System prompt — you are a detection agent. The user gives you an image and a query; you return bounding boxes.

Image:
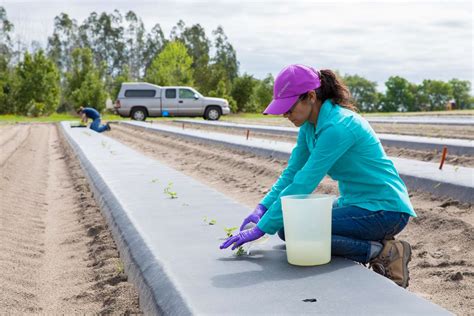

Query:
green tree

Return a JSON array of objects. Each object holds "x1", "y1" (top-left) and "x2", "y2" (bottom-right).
[
  {"x1": 248, "y1": 74, "x2": 274, "y2": 113},
  {"x1": 178, "y1": 22, "x2": 211, "y2": 94},
  {"x1": 65, "y1": 47, "x2": 108, "y2": 112},
  {"x1": 211, "y1": 26, "x2": 239, "y2": 83},
  {"x1": 231, "y1": 74, "x2": 257, "y2": 112},
  {"x1": 143, "y1": 23, "x2": 166, "y2": 73},
  {"x1": 111, "y1": 65, "x2": 131, "y2": 100},
  {"x1": 448, "y1": 79, "x2": 471, "y2": 109},
  {"x1": 469, "y1": 96, "x2": 474, "y2": 109},
  {"x1": 200, "y1": 63, "x2": 231, "y2": 98},
  {"x1": 78, "y1": 10, "x2": 125, "y2": 79},
  {"x1": 0, "y1": 59, "x2": 13, "y2": 114},
  {"x1": 70, "y1": 71, "x2": 108, "y2": 112},
  {"x1": 383, "y1": 76, "x2": 417, "y2": 112},
  {"x1": 0, "y1": 6, "x2": 14, "y2": 114},
  {"x1": 0, "y1": 70, "x2": 16, "y2": 114},
  {"x1": 124, "y1": 11, "x2": 146, "y2": 79},
  {"x1": 0, "y1": 6, "x2": 14, "y2": 61},
  {"x1": 47, "y1": 13, "x2": 80, "y2": 73},
  {"x1": 343, "y1": 74, "x2": 379, "y2": 112},
  {"x1": 169, "y1": 20, "x2": 186, "y2": 40},
  {"x1": 417, "y1": 79, "x2": 452, "y2": 111},
  {"x1": 145, "y1": 41, "x2": 194, "y2": 86},
  {"x1": 208, "y1": 80, "x2": 237, "y2": 112},
  {"x1": 14, "y1": 50, "x2": 60, "y2": 116}
]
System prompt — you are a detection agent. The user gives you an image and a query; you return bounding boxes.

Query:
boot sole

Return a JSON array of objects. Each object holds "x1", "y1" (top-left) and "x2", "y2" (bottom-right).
[{"x1": 400, "y1": 240, "x2": 412, "y2": 288}]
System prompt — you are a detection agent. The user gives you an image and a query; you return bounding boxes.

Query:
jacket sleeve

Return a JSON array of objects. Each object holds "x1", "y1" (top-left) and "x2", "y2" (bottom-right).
[
  {"x1": 258, "y1": 124, "x2": 356, "y2": 234},
  {"x1": 259, "y1": 126, "x2": 310, "y2": 209}
]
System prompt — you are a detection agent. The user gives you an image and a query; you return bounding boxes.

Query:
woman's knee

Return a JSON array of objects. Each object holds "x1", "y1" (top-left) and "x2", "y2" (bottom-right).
[{"x1": 384, "y1": 212, "x2": 410, "y2": 239}]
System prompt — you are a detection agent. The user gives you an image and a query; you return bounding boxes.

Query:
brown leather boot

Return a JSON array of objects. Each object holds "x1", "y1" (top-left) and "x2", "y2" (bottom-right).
[{"x1": 369, "y1": 239, "x2": 412, "y2": 288}]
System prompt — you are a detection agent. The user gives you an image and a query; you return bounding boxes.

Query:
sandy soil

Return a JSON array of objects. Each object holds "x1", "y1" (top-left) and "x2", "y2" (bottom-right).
[
  {"x1": 164, "y1": 121, "x2": 474, "y2": 168},
  {"x1": 108, "y1": 123, "x2": 473, "y2": 315},
  {"x1": 0, "y1": 124, "x2": 141, "y2": 314},
  {"x1": 221, "y1": 117, "x2": 474, "y2": 140}
]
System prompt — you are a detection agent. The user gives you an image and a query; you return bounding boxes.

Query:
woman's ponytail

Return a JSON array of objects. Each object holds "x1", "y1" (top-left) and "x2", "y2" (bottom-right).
[{"x1": 316, "y1": 69, "x2": 357, "y2": 112}]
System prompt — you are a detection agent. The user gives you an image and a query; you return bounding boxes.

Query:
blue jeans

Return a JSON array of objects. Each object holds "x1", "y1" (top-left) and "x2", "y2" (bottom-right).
[
  {"x1": 277, "y1": 201, "x2": 410, "y2": 264},
  {"x1": 90, "y1": 118, "x2": 108, "y2": 133}
]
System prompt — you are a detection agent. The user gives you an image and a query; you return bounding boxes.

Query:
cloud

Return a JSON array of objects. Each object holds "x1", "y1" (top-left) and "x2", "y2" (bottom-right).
[{"x1": 1, "y1": 0, "x2": 472, "y2": 91}]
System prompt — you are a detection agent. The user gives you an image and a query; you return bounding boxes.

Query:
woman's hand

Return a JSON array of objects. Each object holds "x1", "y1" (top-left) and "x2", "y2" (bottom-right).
[
  {"x1": 220, "y1": 226, "x2": 265, "y2": 250},
  {"x1": 239, "y1": 204, "x2": 267, "y2": 231}
]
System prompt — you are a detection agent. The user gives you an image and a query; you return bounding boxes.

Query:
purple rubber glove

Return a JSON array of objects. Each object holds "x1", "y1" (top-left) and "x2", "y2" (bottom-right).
[
  {"x1": 240, "y1": 204, "x2": 267, "y2": 231},
  {"x1": 220, "y1": 226, "x2": 265, "y2": 250}
]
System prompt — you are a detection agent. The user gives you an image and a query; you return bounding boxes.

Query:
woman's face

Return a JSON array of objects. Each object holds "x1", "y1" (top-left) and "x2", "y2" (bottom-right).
[{"x1": 283, "y1": 91, "x2": 315, "y2": 127}]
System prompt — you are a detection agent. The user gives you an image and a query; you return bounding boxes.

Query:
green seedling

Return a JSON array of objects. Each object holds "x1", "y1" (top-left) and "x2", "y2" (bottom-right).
[
  {"x1": 116, "y1": 260, "x2": 124, "y2": 275},
  {"x1": 224, "y1": 226, "x2": 238, "y2": 237},
  {"x1": 151, "y1": 178, "x2": 159, "y2": 183},
  {"x1": 203, "y1": 216, "x2": 217, "y2": 225},
  {"x1": 235, "y1": 247, "x2": 246, "y2": 256},
  {"x1": 454, "y1": 166, "x2": 459, "y2": 172},
  {"x1": 70, "y1": 121, "x2": 86, "y2": 127},
  {"x1": 163, "y1": 182, "x2": 178, "y2": 199}
]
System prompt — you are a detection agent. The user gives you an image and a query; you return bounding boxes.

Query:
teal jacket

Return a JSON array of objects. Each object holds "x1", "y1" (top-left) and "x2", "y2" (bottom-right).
[{"x1": 257, "y1": 100, "x2": 416, "y2": 235}]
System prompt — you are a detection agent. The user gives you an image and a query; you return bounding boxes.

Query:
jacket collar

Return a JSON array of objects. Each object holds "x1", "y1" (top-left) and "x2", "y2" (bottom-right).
[{"x1": 315, "y1": 99, "x2": 334, "y2": 135}]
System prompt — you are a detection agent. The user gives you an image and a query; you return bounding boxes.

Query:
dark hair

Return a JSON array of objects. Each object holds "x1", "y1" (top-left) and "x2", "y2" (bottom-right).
[{"x1": 302, "y1": 69, "x2": 357, "y2": 112}]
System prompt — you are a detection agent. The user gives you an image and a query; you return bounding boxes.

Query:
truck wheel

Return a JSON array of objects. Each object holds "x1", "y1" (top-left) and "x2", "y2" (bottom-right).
[
  {"x1": 131, "y1": 108, "x2": 147, "y2": 121},
  {"x1": 204, "y1": 107, "x2": 221, "y2": 121}
]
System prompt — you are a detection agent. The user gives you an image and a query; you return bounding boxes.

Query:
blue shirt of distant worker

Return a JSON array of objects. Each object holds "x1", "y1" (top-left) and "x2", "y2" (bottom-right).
[{"x1": 77, "y1": 106, "x2": 110, "y2": 133}]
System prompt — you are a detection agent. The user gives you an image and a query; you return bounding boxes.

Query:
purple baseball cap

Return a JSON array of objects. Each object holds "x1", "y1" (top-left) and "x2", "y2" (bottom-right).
[{"x1": 263, "y1": 64, "x2": 321, "y2": 115}]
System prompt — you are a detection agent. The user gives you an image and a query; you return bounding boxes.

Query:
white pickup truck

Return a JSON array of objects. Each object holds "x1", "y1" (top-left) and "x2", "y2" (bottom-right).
[{"x1": 114, "y1": 82, "x2": 231, "y2": 121}]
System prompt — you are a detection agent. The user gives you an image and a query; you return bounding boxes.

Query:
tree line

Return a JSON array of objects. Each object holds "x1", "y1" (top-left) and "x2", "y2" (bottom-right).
[{"x1": 0, "y1": 7, "x2": 471, "y2": 116}]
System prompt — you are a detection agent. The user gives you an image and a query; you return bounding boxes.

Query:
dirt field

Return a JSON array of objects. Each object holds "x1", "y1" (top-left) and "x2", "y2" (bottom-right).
[
  {"x1": 164, "y1": 121, "x2": 474, "y2": 167},
  {"x1": 108, "y1": 123, "x2": 473, "y2": 315},
  {"x1": 0, "y1": 124, "x2": 141, "y2": 314}
]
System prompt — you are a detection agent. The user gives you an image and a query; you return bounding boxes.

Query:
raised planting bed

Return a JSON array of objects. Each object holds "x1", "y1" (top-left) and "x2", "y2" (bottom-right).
[
  {"x1": 122, "y1": 121, "x2": 474, "y2": 204},
  {"x1": 172, "y1": 119, "x2": 474, "y2": 156},
  {"x1": 61, "y1": 121, "x2": 451, "y2": 315}
]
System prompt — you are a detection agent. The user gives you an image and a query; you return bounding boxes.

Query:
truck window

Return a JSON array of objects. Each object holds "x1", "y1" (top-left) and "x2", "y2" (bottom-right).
[
  {"x1": 124, "y1": 89, "x2": 156, "y2": 98},
  {"x1": 165, "y1": 89, "x2": 177, "y2": 99},
  {"x1": 179, "y1": 89, "x2": 195, "y2": 99}
]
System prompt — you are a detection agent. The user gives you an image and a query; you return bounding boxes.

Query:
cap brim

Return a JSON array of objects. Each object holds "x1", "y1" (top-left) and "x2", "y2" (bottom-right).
[{"x1": 262, "y1": 95, "x2": 299, "y2": 115}]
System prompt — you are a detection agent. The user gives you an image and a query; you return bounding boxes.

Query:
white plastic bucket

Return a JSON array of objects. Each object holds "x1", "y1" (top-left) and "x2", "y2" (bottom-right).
[{"x1": 281, "y1": 194, "x2": 335, "y2": 266}]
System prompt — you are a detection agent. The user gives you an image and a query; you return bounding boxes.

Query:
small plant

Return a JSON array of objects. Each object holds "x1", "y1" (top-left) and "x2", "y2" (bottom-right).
[
  {"x1": 224, "y1": 226, "x2": 238, "y2": 237},
  {"x1": 235, "y1": 247, "x2": 246, "y2": 256},
  {"x1": 203, "y1": 216, "x2": 217, "y2": 225},
  {"x1": 116, "y1": 260, "x2": 124, "y2": 275},
  {"x1": 151, "y1": 178, "x2": 159, "y2": 183},
  {"x1": 164, "y1": 182, "x2": 177, "y2": 199}
]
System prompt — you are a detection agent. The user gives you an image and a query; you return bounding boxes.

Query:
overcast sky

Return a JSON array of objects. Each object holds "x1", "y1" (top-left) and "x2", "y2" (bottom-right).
[{"x1": 1, "y1": 0, "x2": 472, "y2": 91}]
